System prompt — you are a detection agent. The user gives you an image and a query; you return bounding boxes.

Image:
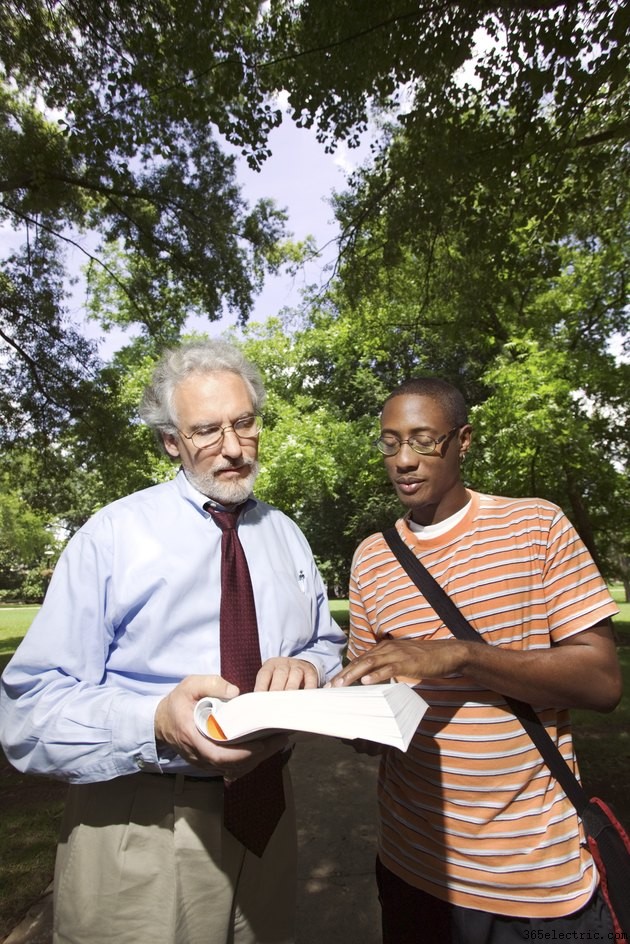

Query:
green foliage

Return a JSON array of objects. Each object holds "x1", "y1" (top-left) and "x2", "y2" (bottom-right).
[
  {"x1": 1, "y1": 0, "x2": 291, "y2": 441},
  {"x1": 0, "y1": 232, "x2": 100, "y2": 441},
  {"x1": 261, "y1": 2, "x2": 629, "y2": 371},
  {"x1": 1, "y1": 0, "x2": 628, "y2": 594},
  {"x1": 274, "y1": 14, "x2": 628, "y2": 582},
  {"x1": 0, "y1": 478, "x2": 59, "y2": 602},
  {"x1": 235, "y1": 318, "x2": 394, "y2": 590},
  {"x1": 468, "y1": 334, "x2": 629, "y2": 577},
  {"x1": 265, "y1": 1, "x2": 628, "y2": 157}
]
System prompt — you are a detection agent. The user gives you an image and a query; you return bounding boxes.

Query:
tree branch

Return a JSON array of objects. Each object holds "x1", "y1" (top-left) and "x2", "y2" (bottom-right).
[
  {"x1": 0, "y1": 323, "x2": 69, "y2": 412},
  {"x1": 1, "y1": 202, "x2": 146, "y2": 318},
  {"x1": 575, "y1": 122, "x2": 630, "y2": 148}
]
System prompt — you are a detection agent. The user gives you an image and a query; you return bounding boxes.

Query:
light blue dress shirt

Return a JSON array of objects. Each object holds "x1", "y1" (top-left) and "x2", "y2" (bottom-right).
[{"x1": 0, "y1": 470, "x2": 346, "y2": 782}]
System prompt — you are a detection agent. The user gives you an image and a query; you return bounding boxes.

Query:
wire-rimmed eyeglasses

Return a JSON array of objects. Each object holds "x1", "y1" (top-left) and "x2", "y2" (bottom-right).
[
  {"x1": 178, "y1": 413, "x2": 263, "y2": 450},
  {"x1": 374, "y1": 427, "x2": 459, "y2": 457}
]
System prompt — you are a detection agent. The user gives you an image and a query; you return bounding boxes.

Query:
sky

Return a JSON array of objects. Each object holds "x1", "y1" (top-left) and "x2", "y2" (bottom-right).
[
  {"x1": 0, "y1": 108, "x2": 370, "y2": 357},
  {"x1": 234, "y1": 115, "x2": 362, "y2": 325}
]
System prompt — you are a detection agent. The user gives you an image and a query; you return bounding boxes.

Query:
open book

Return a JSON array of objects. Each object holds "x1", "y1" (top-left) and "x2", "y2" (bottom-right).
[{"x1": 193, "y1": 682, "x2": 427, "y2": 752}]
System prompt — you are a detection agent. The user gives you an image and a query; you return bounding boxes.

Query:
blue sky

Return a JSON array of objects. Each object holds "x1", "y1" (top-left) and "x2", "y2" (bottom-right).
[{"x1": 231, "y1": 110, "x2": 368, "y2": 328}]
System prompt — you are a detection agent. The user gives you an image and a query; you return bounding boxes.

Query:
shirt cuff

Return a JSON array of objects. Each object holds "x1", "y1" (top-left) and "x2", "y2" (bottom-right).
[{"x1": 110, "y1": 692, "x2": 164, "y2": 775}]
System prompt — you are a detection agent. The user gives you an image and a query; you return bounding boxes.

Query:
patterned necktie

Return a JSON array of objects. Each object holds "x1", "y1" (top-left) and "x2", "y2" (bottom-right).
[{"x1": 206, "y1": 503, "x2": 286, "y2": 856}]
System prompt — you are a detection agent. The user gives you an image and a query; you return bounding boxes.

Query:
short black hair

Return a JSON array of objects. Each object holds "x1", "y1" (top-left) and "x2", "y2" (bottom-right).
[{"x1": 383, "y1": 378, "x2": 468, "y2": 427}]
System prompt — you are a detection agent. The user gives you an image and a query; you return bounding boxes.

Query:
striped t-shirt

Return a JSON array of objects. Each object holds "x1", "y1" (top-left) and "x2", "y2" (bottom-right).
[{"x1": 348, "y1": 490, "x2": 618, "y2": 918}]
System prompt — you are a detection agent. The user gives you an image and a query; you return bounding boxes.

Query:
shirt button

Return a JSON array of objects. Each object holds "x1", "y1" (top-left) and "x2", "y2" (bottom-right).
[{"x1": 135, "y1": 755, "x2": 146, "y2": 769}]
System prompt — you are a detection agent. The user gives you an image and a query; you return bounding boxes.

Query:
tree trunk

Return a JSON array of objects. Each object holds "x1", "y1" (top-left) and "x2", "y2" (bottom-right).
[{"x1": 562, "y1": 464, "x2": 603, "y2": 573}]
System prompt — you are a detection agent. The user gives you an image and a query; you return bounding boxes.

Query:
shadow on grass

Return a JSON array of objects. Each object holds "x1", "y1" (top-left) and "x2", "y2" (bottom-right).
[{"x1": 0, "y1": 752, "x2": 66, "y2": 940}]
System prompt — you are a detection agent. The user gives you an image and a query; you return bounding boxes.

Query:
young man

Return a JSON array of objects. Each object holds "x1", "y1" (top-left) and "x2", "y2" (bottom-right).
[
  {"x1": 333, "y1": 377, "x2": 621, "y2": 943},
  {"x1": 0, "y1": 339, "x2": 346, "y2": 944}
]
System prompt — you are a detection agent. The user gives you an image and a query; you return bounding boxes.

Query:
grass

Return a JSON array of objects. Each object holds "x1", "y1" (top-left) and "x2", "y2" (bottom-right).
[
  {"x1": 0, "y1": 606, "x2": 66, "y2": 938},
  {"x1": 569, "y1": 584, "x2": 630, "y2": 816},
  {"x1": 0, "y1": 605, "x2": 40, "y2": 675},
  {"x1": 0, "y1": 589, "x2": 628, "y2": 937},
  {"x1": 328, "y1": 598, "x2": 350, "y2": 630}
]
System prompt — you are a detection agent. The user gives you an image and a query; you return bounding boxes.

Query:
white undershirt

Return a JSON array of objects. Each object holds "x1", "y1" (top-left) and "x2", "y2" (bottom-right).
[{"x1": 406, "y1": 495, "x2": 472, "y2": 540}]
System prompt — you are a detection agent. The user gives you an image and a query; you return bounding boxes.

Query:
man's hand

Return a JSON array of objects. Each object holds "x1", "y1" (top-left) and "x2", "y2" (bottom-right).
[
  {"x1": 255, "y1": 657, "x2": 320, "y2": 691},
  {"x1": 155, "y1": 674, "x2": 288, "y2": 777},
  {"x1": 330, "y1": 638, "x2": 465, "y2": 687},
  {"x1": 330, "y1": 623, "x2": 622, "y2": 713}
]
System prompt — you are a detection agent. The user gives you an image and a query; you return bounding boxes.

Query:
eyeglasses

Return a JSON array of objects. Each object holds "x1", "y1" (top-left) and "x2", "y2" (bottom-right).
[
  {"x1": 178, "y1": 414, "x2": 263, "y2": 450},
  {"x1": 375, "y1": 427, "x2": 459, "y2": 457}
]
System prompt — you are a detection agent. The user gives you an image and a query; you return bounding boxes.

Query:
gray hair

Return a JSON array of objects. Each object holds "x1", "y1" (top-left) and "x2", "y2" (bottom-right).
[{"x1": 139, "y1": 339, "x2": 267, "y2": 435}]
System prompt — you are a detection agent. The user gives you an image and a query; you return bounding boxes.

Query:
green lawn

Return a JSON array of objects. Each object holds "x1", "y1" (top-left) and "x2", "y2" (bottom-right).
[
  {"x1": 328, "y1": 598, "x2": 350, "y2": 629},
  {"x1": 609, "y1": 583, "x2": 630, "y2": 631},
  {"x1": 0, "y1": 606, "x2": 40, "y2": 674},
  {"x1": 0, "y1": 604, "x2": 39, "y2": 635},
  {"x1": 1, "y1": 586, "x2": 626, "y2": 642},
  {"x1": 0, "y1": 605, "x2": 66, "y2": 937}
]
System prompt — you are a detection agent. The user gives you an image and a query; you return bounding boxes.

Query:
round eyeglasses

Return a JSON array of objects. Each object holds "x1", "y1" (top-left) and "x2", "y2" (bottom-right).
[
  {"x1": 375, "y1": 427, "x2": 459, "y2": 457},
  {"x1": 178, "y1": 414, "x2": 263, "y2": 450}
]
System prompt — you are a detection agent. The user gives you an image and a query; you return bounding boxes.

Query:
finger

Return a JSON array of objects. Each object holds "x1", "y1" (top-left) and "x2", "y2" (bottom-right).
[
  {"x1": 218, "y1": 733, "x2": 289, "y2": 763},
  {"x1": 282, "y1": 662, "x2": 310, "y2": 691},
  {"x1": 267, "y1": 664, "x2": 291, "y2": 692},
  {"x1": 194, "y1": 741, "x2": 261, "y2": 771},
  {"x1": 206, "y1": 676, "x2": 240, "y2": 700},
  {"x1": 330, "y1": 657, "x2": 378, "y2": 687},
  {"x1": 254, "y1": 662, "x2": 275, "y2": 692},
  {"x1": 187, "y1": 674, "x2": 240, "y2": 701},
  {"x1": 358, "y1": 665, "x2": 399, "y2": 685},
  {"x1": 300, "y1": 663, "x2": 319, "y2": 689}
]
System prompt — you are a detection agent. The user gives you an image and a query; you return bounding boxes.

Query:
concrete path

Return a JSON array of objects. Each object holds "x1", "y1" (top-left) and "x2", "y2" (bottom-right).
[
  {"x1": 3, "y1": 737, "x2": 381, "y2": 944},
  {"x1": 294, "y1": 737, "x2": 381, "y2": 944}
]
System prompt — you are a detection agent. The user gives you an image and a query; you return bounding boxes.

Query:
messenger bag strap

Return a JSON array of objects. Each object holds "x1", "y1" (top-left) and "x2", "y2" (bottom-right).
[{"x1": 382, "y1": 526, "x2": 590, "y2": 817}]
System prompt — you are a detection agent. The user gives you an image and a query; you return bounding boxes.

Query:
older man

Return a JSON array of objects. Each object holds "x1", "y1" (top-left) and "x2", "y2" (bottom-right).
[{"x1": 0, "y1": 339, "x2": 345, "y2": 944}]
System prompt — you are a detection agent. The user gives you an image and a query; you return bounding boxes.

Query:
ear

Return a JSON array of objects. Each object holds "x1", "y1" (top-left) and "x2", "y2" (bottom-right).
[
  {"x1": 458, "y1": 424, "x2": 473, "y2": 458},
  {"x1": 162, "y1": 432, "x2": 181, "y2": 459}
]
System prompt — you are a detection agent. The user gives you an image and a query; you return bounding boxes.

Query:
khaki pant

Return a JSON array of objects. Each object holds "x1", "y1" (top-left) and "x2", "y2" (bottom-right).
[{"x1": 53, "y1": 770, "x2": 297, "y2": 944}]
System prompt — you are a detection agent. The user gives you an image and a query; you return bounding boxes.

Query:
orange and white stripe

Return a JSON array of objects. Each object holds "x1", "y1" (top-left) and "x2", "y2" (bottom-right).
[{"x1": 349, "y1": 491, "x2": 618, "y2": 917}]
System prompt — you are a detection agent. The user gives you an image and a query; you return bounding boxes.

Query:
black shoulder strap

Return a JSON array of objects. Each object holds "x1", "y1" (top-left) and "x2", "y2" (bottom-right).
[{"x1": 382, "y1": 526, "x2": 590, "y2": 817}]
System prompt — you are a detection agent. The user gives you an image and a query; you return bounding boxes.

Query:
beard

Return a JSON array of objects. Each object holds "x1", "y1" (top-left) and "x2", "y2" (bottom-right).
[{"x1": 183, "y1": 457, "x2": 259, "y2": 507}]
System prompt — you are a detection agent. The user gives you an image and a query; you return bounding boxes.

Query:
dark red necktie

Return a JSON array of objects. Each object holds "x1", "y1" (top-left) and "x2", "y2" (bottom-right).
[{"x1": 206, "y1": 503, "x2": 286, "y2": 856}]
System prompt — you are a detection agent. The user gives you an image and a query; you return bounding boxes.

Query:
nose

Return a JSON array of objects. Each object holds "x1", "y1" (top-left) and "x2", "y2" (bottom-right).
[
  {"x1": 395, "y1": 441, "x2": 421, "y2": 467},
  {"x1": 220, "y1": 425, "x2": 243, "y2": 458}
]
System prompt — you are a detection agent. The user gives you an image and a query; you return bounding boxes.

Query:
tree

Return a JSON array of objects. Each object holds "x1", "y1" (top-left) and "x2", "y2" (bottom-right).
[
  {"x1": 268, "y1": 0, "x2": 629, "y2": 580},
  {"x1": 3, "y1": 0, "x2": 627, "y2": 442},
  {"x1": 1, "y1": 1, "x2": 291, "y2": 440},
  {"x1": 264, "y1": 1, "x2": 628, "y2": 156},
  {"x1": 0, "y1": 470, "x2": 61, "y2": 602},
  {"x1": 2, "y1": 0, "x2": 628, "y2": 595},
  {"x1": 0, "y1": 231, "x2": 100, "y2": 442},
  {"x1": 233, "y1": 319, "x2": 390, "y2": 592},
  {"x1": 261, "y1": 1, "x2": 628, "y2": 308},
  {"x1": 468, "y1": 335, "x2": 630, "y2": 575},
  {"x1": 233, "y1": 123, "x2": 629, "y2": 583}
]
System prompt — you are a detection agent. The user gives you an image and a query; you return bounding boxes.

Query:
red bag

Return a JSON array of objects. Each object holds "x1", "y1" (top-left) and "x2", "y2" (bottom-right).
[{"x1": 582, "y1": 797, "x2": 630, "y2": 937}]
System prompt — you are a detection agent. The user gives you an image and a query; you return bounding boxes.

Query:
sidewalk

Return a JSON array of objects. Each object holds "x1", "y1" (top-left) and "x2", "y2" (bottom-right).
[{"x1": 3, "y1": 736, "x2": 381, "y2": 944}]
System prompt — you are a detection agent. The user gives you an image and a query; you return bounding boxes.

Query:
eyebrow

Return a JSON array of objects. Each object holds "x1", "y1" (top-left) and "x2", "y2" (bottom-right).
[
  {"x1": 188, "y1": 411, "x2": 255, "y2": 432},
  {"x1": 380, "y1": 425, "x2": 437, "y2": 436}
]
